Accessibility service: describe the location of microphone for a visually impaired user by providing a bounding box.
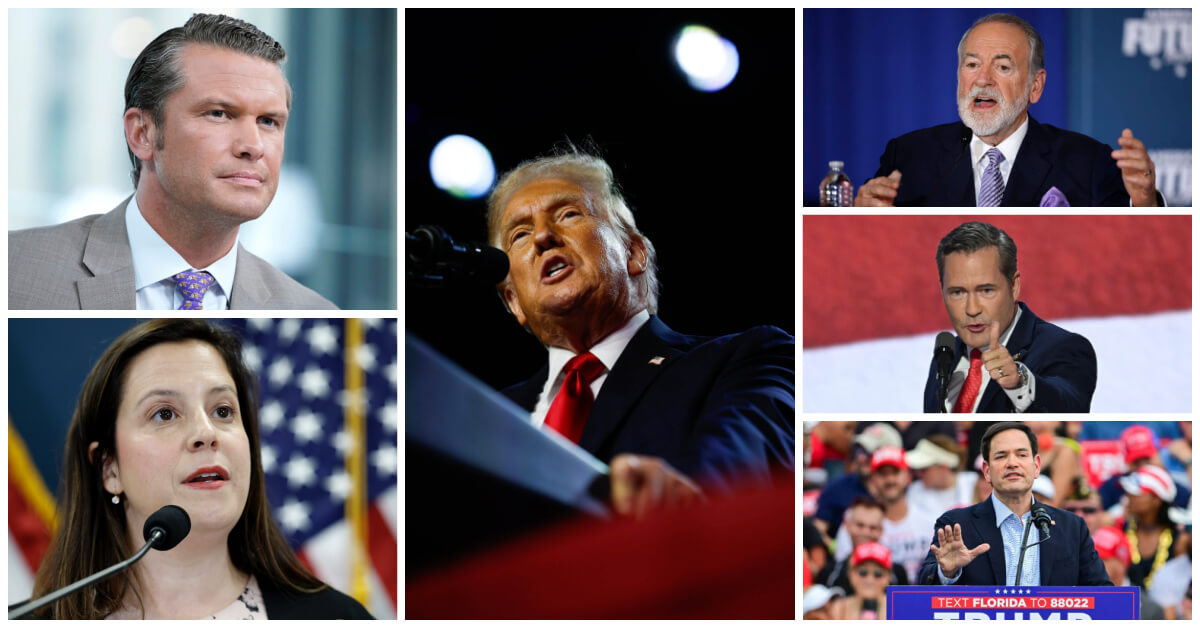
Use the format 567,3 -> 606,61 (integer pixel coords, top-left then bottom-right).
1013,502 -> 1052,586
8,505 -> 191,619
914,125 -> 972,206
934,331 -> 956,413
1031,502 -> 1053,539
407,225 -> 509,285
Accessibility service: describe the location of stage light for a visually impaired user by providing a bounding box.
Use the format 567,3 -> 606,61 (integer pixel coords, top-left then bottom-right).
429,134 -> 495,199
674,25 -> 739,92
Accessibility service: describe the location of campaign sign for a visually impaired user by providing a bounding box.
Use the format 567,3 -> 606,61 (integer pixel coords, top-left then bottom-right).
887,586 -> 1140,620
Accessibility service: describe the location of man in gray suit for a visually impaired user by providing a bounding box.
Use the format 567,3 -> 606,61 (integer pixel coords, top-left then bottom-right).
9,14 -> 335,310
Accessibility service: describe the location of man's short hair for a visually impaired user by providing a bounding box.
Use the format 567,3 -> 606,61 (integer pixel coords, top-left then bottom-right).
486,144 -> 660,314
936,221 -> 1018,286
980,421 -> 1039,461
957,13 -> 1045,81
124,13 -> 290,188
847,495 -> 885,516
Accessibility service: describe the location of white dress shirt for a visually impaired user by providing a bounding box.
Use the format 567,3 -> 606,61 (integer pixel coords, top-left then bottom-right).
531,309 -> 651,429
126,194 -> 237,310
970,116 -> 1029,204
943,304 -> 1036,412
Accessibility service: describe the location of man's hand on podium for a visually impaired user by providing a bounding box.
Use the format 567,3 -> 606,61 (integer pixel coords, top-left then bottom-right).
931,523 -> 991,578
610,454 -> 706,520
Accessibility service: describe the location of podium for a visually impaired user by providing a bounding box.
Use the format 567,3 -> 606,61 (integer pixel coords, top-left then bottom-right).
886,585 -> 1141,619
405,334 -> 610,574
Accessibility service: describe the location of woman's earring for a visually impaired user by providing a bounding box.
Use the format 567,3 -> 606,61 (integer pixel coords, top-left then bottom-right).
111,494 -> 120,505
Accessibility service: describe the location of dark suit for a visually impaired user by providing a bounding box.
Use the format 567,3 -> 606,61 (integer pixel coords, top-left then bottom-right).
917,497 -> 1112,586
923,302 -> 1096,413
875,115 -> 1129,207
503,316 -> 795,489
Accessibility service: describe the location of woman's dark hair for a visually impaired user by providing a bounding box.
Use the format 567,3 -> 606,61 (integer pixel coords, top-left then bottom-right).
32,319 -> 323,618
980,421 -> 1039,461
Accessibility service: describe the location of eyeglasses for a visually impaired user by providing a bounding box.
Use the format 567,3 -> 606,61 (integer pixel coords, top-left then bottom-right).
856,568 -> 887,579
1069,506 -> 1098,514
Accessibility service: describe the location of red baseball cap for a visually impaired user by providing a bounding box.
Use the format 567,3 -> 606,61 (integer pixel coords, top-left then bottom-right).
1091,526 -> 1130,566
1120,425 -> 1158,464
870,446 -> 909,473
852,541 -> 893,569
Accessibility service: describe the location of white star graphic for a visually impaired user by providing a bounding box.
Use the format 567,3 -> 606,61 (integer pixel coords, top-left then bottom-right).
283,453 -> 316,488
371,445 -> 397,477
307,322 -> 339,355
291,411 -> 322,443
277,498 -> 311,533
278,319 -> 302,343
298,365 -> 330,398
268,356 -> 293,387
260,400 -> 285,432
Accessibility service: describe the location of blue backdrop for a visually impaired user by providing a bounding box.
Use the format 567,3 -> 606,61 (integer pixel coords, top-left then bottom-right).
803,8 -> 1191,206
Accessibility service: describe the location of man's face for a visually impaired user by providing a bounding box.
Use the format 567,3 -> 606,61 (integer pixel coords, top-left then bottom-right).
941,246 -> 1020,349
956,21 -> 1045,143
867,465 -> 910,504
143,44 -> 288,225
845,506 -> 884,547
498,178 -> 643,336
982,428 -> 1041,496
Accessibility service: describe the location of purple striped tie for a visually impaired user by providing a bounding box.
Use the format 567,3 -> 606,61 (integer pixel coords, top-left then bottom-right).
172,270 -> 215,310
977,147 -> 1006,207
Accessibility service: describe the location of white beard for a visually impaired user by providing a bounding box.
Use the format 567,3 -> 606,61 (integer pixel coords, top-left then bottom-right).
958,83 -> 1031,139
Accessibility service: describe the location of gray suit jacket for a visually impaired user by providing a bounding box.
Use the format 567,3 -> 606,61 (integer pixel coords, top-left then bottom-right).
9,198 -> 337,310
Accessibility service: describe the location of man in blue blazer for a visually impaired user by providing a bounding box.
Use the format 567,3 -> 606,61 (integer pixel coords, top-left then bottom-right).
918,422 -> 1111,586
486,148 -> 794,517
855,13 -> 1163,208
925,222 -> 1096,413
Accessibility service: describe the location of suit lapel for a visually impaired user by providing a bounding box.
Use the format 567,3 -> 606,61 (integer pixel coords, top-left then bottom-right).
974,498 -> 1007,585
77,199 -> 136,309
229,244 -> 271,309
1004,115 -> 1053,206
938,123 -> 975,206
579,317 -> 689,454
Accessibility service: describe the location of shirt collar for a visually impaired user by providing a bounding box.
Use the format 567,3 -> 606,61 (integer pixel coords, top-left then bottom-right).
545,309 -> 651,381
991,490 -> 1036,527
125,193 -> 238,293
998,302 -> 1023,348
970,114 -> 1030,170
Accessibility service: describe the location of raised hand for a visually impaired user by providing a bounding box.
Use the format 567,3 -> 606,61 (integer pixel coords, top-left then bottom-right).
931,523 -> 991,578
982,320 -> 1020,389
1111,128 -> 1160,207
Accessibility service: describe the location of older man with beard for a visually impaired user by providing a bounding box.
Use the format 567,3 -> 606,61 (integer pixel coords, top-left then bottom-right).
855,12 -> 1164,207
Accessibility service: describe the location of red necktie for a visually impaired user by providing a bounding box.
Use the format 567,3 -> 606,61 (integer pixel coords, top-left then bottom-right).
953,349 -> 983,413
544,352 -> 606,444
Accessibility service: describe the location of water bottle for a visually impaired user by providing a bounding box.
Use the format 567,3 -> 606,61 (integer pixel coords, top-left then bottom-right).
819,161 -> 853,206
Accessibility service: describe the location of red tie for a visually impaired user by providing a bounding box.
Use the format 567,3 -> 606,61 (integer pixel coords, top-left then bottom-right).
953,349 -> 983,413
544,352 -> 606,444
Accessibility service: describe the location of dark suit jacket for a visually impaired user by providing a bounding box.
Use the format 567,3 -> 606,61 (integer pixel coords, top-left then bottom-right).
259,578 -> 374,619
917,498 -> 1112,587
503,316 -> 795,490
923,302 -> 1096,413
875,114 -> 1129,207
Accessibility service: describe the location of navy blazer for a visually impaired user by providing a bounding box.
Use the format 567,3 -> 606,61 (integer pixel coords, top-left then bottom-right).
503,316 -> 795,490
923,302 -> 1097,413
874,114 -> 1129,207
917,498 -> 1112,587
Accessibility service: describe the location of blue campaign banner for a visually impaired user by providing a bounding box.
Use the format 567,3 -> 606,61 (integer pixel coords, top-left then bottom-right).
886,585 -> 1140,620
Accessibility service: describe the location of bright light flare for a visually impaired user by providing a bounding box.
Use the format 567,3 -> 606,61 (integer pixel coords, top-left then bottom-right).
429,134 -> 495,199
674,25 -> 740,92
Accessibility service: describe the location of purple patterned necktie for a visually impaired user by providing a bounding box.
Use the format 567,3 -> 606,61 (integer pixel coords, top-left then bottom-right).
172,270 -> 215,310
977,147 -> 1006,207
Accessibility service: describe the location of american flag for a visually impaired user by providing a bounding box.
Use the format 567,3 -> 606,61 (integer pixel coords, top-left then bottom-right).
226,318 -> 398,618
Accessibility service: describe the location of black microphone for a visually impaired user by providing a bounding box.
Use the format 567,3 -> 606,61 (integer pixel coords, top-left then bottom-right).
407,225 -> 509,285
913,125 -> 972,207
9,505 -> 191,619
1031,502 -> 1053,539
934,331 -> 956,413
1014,502 -> 1052,586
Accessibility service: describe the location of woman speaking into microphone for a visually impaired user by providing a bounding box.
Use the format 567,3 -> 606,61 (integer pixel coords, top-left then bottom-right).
29,319 -> 373,619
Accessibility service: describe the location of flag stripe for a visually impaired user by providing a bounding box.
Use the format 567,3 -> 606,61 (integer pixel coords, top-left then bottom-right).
8,420 -> 57,532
